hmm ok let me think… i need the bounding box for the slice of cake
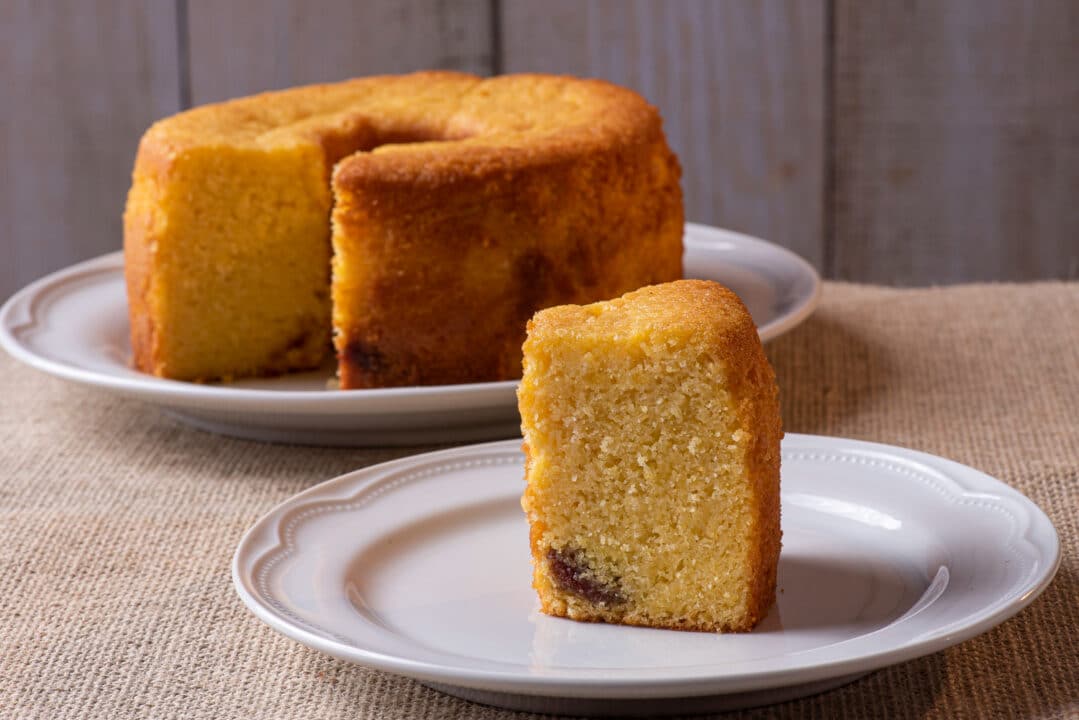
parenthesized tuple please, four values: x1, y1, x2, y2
(517, 279, 782, 632)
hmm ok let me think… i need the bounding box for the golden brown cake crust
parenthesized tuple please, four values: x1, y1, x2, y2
(519, 280, 782, 633)
(124, 71, 683, 385)
(330, 74, 683, 388)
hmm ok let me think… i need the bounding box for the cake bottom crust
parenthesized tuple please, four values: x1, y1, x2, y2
(536, 597, 767, 634)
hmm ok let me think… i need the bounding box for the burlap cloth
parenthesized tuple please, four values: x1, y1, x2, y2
(1, 282, 1076, 719)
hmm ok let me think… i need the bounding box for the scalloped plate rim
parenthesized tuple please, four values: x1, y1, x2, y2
(231, 433, 1060, 701)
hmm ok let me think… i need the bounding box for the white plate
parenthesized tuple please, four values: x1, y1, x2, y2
(0, 223, 819, 446)
(232, 434, 1059, 716)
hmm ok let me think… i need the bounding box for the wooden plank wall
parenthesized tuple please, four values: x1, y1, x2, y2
(0, 0, 181, 302)
(2, 0, 1077, 301)
(832, 0, 1079, 284)
(186, 1, 492, 105)
(501, 0, 826, 269)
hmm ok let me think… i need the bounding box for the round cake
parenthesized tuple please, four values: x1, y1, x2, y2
(123, 71, 684, 387)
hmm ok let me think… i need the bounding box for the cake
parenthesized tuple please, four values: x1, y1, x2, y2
(123, 71, 684, 387)
(517, 279, 782, 632)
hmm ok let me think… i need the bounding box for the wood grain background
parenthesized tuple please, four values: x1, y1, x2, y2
(3, 0, 1077, 300)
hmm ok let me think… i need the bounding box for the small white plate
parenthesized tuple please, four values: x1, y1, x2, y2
(0, 223, 819, 446)
(232, 435, 1059, 716)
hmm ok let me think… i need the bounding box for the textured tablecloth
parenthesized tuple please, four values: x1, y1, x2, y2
(1, 282, 1076, 719)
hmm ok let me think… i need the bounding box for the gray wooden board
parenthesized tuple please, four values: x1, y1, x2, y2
(831, 0, 1079, 284)
(186, 0, 493, 105)
(500, 0, 827, 270)
(4, 0, 1079, 298)
(0, 0, 180, 301)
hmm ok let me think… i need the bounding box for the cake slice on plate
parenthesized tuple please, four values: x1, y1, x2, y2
(518, 279, 782, 632)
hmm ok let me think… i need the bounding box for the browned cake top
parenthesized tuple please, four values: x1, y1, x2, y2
(526, 279, 762, 364)
(138, 71, 665, 183)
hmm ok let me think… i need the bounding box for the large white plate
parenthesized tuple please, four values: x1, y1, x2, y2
(232, 435, 1059, 716)
(0, 223, 819, 446)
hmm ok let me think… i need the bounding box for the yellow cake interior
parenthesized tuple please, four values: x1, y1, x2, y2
(518, 280, 781, 632)
(126, 144, 334, 380)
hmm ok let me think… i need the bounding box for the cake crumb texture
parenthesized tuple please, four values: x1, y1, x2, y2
(518, 279, 782, 632)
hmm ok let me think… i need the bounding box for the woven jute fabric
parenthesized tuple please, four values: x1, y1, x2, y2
(1, 282, 1076, 719)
